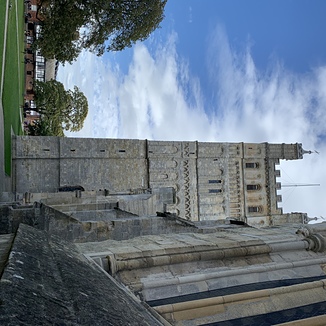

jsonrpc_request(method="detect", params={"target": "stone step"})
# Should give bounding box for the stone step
[0,233,15,276]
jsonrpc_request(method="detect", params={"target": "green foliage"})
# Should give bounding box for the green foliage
[35,0,167,63]
[33,80,88,135]
[26,118,64,137]
[35,0,85,62]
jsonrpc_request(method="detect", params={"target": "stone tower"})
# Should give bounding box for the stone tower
[4,137,326,325]
[13,137,305,226]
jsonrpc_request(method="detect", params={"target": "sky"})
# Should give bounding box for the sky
[57,0,326,222]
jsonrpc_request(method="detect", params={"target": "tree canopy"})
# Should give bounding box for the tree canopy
[30,80,88,136]
[35,0,167,63]
[27,118,65,137]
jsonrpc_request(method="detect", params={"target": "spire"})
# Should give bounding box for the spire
[302,149,320,155]
[302,149,313,155]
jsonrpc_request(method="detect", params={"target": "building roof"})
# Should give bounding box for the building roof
[0,223,162,326]
[1,201,326,325]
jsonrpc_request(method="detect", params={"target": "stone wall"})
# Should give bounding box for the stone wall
[12,136,304,225]
[0,203,198,242]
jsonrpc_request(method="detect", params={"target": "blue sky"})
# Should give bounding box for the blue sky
[57,0,326,221]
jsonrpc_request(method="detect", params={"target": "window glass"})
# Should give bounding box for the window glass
[209,180,221,184]
[245,162,259,168]
[247,184,260,190]
[209,189,222,193]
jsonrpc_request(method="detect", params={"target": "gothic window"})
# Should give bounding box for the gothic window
[248,206,262,213]
[246,184,261,191]
[209,180,222,184]
[209,189,222,193]
[245,162,259,168]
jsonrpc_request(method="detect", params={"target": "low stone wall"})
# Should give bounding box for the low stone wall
[0,203,198,242]
[0,204,36,234]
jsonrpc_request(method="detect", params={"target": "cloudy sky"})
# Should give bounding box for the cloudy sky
[57,0,326,221]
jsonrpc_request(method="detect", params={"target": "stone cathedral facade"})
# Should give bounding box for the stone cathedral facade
[13,137,307,226]
[4,136,326,325]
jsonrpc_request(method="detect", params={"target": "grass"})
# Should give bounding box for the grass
[1,0,25,176]
[0,4,6,80]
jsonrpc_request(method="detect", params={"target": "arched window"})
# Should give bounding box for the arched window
[246,184,261,191]
[209,189,222,193]
[209,180,222,184]
[248,206,263,213]
[245,162,259,168]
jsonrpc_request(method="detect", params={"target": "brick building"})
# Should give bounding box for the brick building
[23,0,58,107]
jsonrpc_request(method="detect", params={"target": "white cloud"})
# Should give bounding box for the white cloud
[116,33,213,140]
[57,51,120,138]
[57,26,326,219]
[207,26,326,220]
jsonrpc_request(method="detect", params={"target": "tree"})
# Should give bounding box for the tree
[35,0,86,63]
[35,0,167,63]
[33,80,88,134]
[26,117,64,136]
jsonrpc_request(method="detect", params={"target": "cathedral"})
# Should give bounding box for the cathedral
[13,137,308,226]
[1,136,326,325]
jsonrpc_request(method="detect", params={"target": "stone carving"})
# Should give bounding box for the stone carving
[183,160,191,220]
[307,233,326,253]
[183,143,190,158]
